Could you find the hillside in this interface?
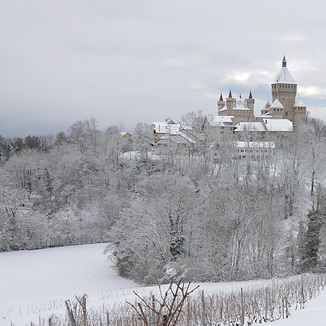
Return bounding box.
[1,243,326,325]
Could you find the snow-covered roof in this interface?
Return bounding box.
[270,99,284,109]
[237,141,275,148]
[234,107,250,111]
[179,132,197,143]
[206,115,233,126]
[265,100,271,107]
[234,97,250,110]
[273,67,296,84]
[263,119,293,131]
[157,133,196,144]
[151,122,181,134]
[235,122,265,132]
[219,106,227,112]
[294,99,306,107]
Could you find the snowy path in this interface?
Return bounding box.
[0,243,325,325]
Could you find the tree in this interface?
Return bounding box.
[68,118,101,154]
[301,187,326,272]
[0,185,28,251]
[302,211,323,271]
[108,174,197,283]
[55,131,68,146]
[25,135,41,150]
[133,122,153,160]
[180,110,205,134]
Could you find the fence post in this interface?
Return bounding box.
[187,300,190,326]
[265,287,268,321]
[83,296,87,326]
[301,274,304,309]
[49,317,52,326]
[210,296,213,326]
[152,295,155,326]
[65,300,77,326]
[202,290,205,326]
[282,297,284,319]
[240,288,244,326]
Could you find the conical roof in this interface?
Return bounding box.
[273,57,296,84]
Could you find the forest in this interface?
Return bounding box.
[1,116,326,284]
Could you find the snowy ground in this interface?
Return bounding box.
[0,243,325,325]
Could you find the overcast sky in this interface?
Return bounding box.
[1,1,326,137]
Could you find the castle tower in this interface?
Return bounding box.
[269,99,284,119]
[271,56,297,122]
[293,99,307,125]
[246,90,255,122]
[217,93,225,112]
[226,90,235,116]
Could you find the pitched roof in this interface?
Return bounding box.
[235,122,265,132]
[263,119,293,131]
[270,99,284,109]
[206,115,234,126]
[294,99,306,107]
[151,122,180,134]
[273,66,296,84]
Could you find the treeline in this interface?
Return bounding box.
[1,117,326,284]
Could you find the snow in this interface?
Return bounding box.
[272,290,326,326]
[273,66,296,84]
[294,99,306,107]
[0,244,137,325]
[0,243,325,325]
[270,99,284,109]
[264,119,293,131]
[151,122,181,134]
[207,115,234,126]
[237,141,275,148]
[235,122,266,132]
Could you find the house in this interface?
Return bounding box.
[120,131,132,152]
[203,115,235,141]
[234,118,293,140]
[236,141,275,160]
[151,120,203,155]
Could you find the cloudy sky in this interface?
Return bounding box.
[1,1,326,137]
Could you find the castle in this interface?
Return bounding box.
[217,56,307,126]
[151,56,308,157]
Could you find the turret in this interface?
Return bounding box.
[246,90,255,122]
[293,99,307,125]
[217,93,225,112]
[226,90,235,116]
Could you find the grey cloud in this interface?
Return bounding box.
[0,1,326,137]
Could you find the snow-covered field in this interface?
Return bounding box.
[0,243,325,325]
